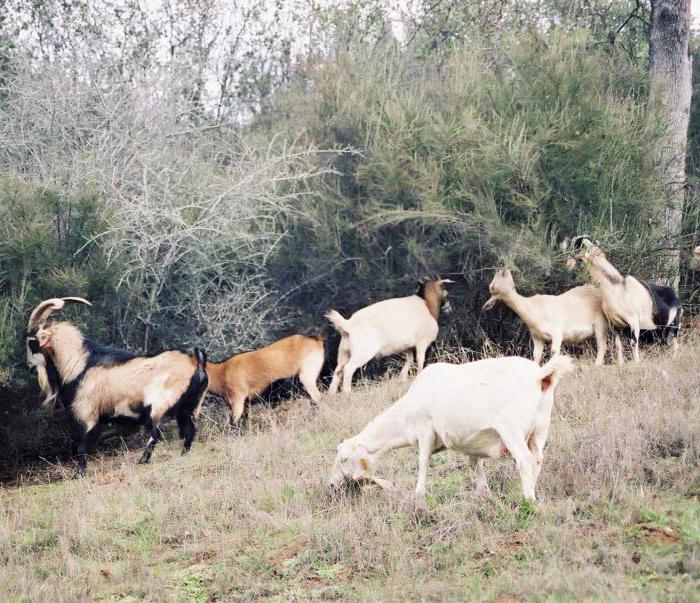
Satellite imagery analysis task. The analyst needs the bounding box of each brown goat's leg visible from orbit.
[228,393,248,434]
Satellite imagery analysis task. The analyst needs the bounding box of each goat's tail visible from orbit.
[538,355,575,393]
[186,348,209,420]
[325,309,351,337]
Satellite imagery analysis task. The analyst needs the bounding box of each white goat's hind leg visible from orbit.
[499,429,537,501]
[398,351,413,381]
[550,333,562,358]
[527,427,549,485]
[614,333,624,364]
[532,337,545,365]
[631,320,641,363]
[470,456,490,494]
[415,430,435,505]
[328,341,350,394]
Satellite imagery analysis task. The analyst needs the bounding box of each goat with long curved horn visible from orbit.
[26,297,92,331]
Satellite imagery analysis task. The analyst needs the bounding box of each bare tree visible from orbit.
[649,0,693,285]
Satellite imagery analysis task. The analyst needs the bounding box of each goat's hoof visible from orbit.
[137,456,151,465]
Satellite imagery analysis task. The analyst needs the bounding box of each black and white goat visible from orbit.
[566,237,682,362]
[26,298,209,475]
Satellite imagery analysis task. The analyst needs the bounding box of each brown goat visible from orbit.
[207,334,324,429]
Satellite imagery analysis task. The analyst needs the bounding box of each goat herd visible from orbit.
[24,237,685,504]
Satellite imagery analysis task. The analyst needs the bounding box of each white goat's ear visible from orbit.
[352,455,369,480]
[356,475,393,489]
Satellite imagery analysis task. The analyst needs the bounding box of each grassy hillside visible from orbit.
[1,347,699,601]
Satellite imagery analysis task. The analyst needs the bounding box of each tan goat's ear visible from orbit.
[565,258,578,271]
[482,296,497,311]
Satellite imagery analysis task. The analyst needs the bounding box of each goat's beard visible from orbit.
[28,350,58,409]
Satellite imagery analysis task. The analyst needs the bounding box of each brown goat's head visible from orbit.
[26,297,91,407]
[417,276,454,316]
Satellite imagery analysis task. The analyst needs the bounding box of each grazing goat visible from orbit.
[566,237,682,362]
[326,277,454,394]
[483,268,609,365]
[207,334,324,430]
[328,355,575,503]
[26,298,209,476]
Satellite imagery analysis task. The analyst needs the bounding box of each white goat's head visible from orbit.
[482,268,515,311]
[327,440,393,491]
[565,236,602,271]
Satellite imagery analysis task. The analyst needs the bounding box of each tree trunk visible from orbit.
[649,0,692,287]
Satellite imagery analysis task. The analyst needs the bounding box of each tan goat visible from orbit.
[207,334,324,429]
[483,268,609,365]
[326,277,453,394]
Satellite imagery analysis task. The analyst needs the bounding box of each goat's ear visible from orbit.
[482,296,498,311]
[565,258,578,271]
[356,475,393,490]
[438,278,455,285]
[352,455,369,480]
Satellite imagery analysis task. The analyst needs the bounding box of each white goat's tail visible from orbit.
[538,355,575,393]
[325,310,351,337]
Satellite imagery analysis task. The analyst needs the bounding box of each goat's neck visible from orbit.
[421,289,441,321]
[354,404,414,459]
[50,325,88,384]
[498,290,540,329]
[586,254,624,289]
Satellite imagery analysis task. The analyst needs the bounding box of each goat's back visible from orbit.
[212,334,323,394]
[346,295,437,348]
[403,356,549,436]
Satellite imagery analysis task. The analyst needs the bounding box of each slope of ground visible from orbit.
[1,348,699,601]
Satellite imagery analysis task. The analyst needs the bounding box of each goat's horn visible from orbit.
[27,297,91,331]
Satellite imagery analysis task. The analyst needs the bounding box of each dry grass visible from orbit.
[1,346,699,601]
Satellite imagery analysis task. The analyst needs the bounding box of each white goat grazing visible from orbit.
[328,355,575,503]
[483,268,609,365]
[326,277,453,394]
[566,237,682,362]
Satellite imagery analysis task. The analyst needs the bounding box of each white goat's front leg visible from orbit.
[398,351,413,381]
[498,428,537,501]
[415,430,435,505]
[470,456,490,494]
[532,337,545,365]
[415,342,428,373]
[593,322,607,366]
